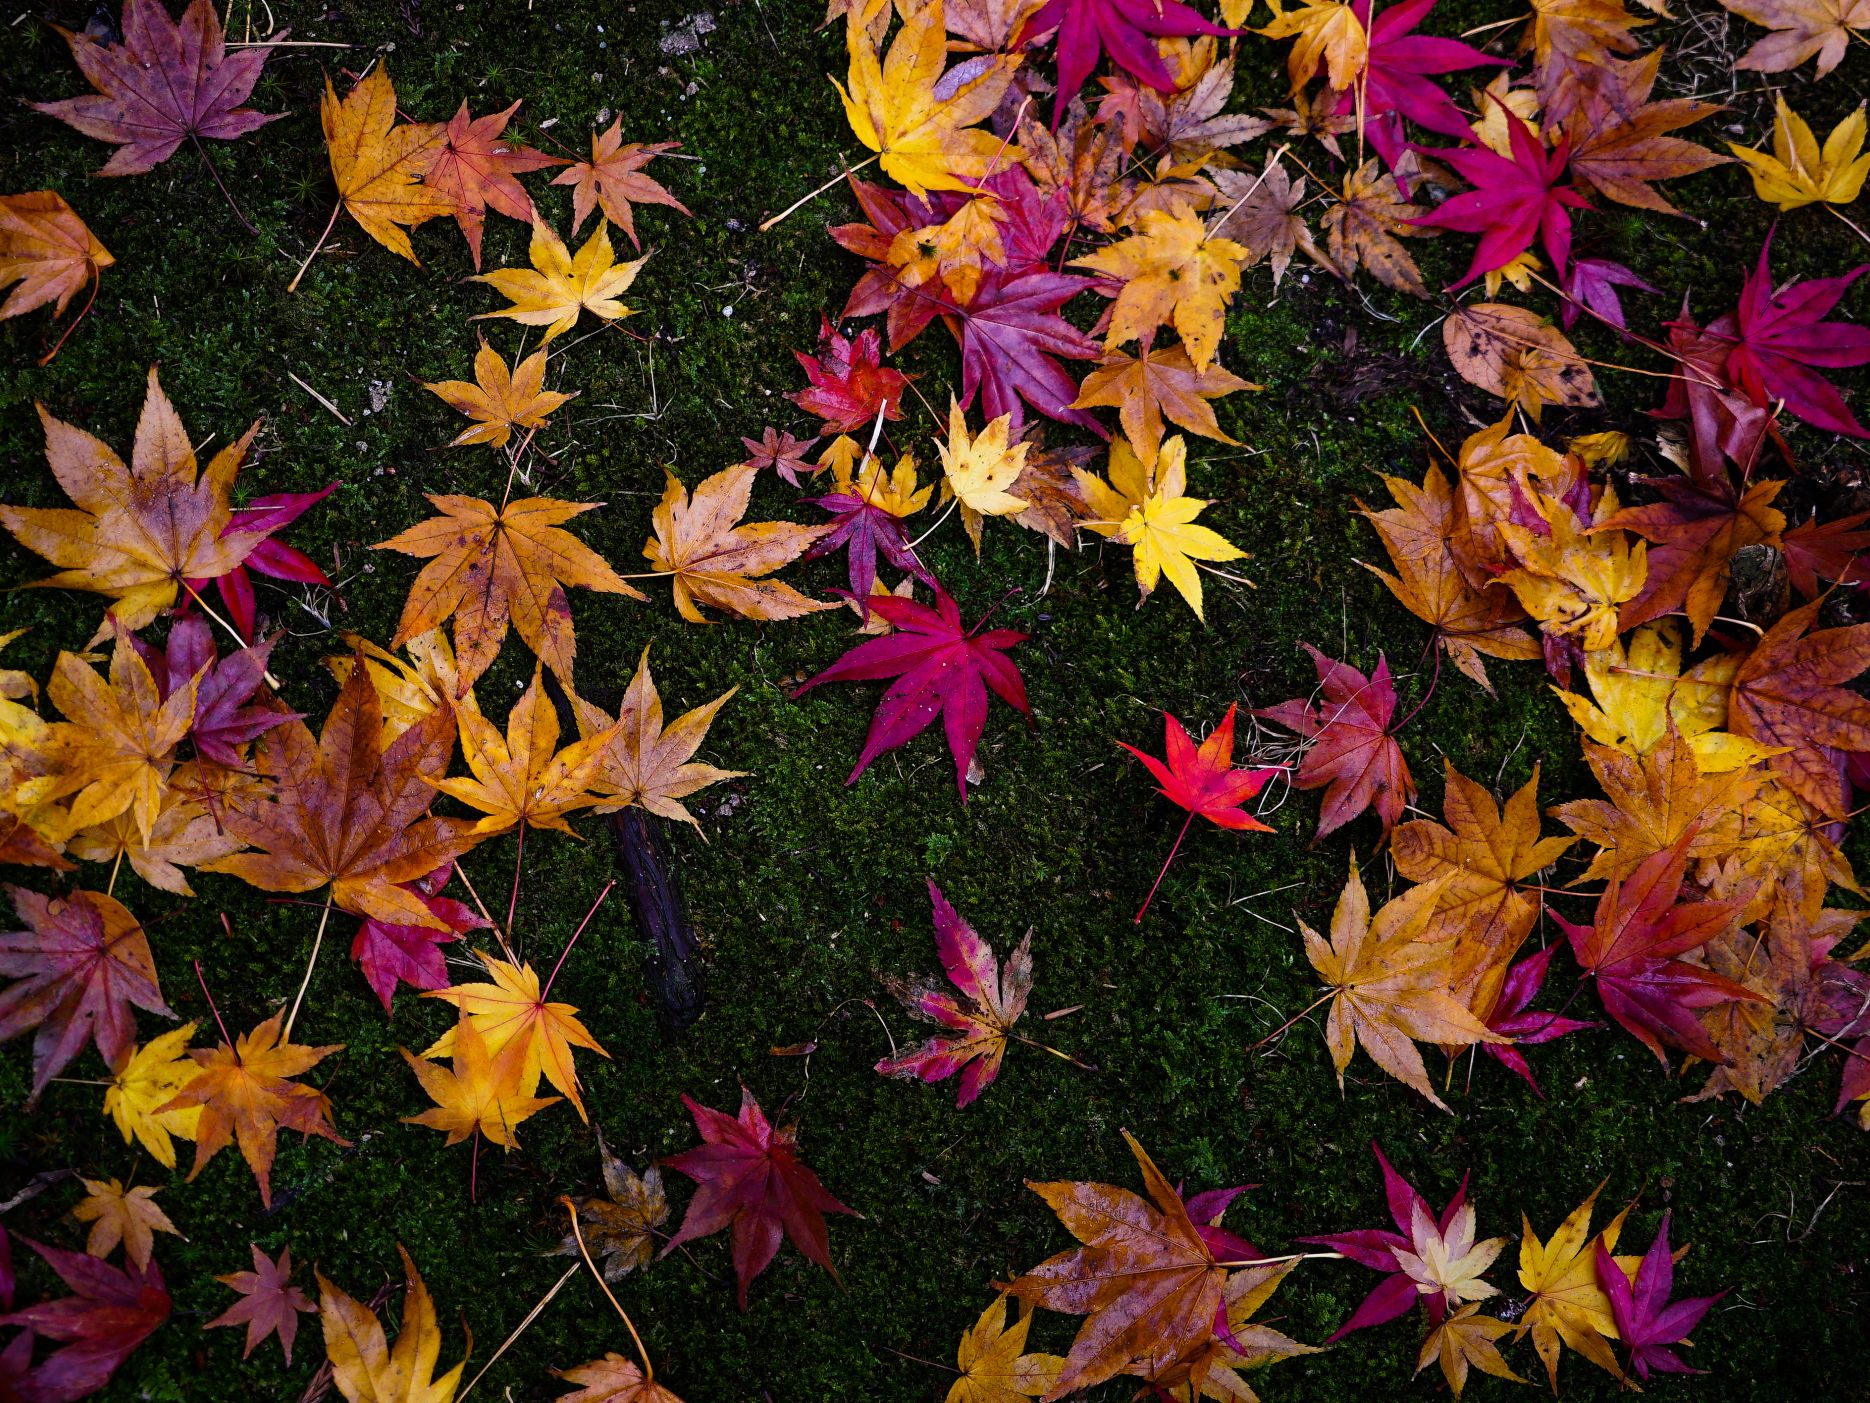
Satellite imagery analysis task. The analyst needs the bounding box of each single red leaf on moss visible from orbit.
[788,317,912,434]
[1120,704,1278,920]
[0,1236,170,1400]
[1554,834,1759,1068]
[1479,944,1596,1096]
[793,586,1030,799]
[1412,119,1590,288]
[1720,231,1870,438]
[1594,1212,1724,1381]
[1255,645,1413,838]
[349,862,489,1013]
[661,1086,855,1310]
[424,100,563,270]
[206,1244,315,1365]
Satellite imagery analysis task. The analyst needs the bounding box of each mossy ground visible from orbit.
[4,1,1870,1399]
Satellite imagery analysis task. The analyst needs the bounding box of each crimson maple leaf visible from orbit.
[349,862,489,1013]
[132,615,297,768]
[1336,0,1506,167]
[0,1236,170,1400]
[1554,835,1760,1067]
[661,1086,855,1310]
[1478,945,1596,1096]
[1594,1212,1725,1380]
[1784,510,1870,598]
[0,886,171,1103]
[424,101,562,270]
[1018,0,1236,124]
[32,0,284,175]
[1414,118,1590,287]
[789,317,912,433]
[1120,704,1279,921]
[945,264,1105,433]
[1721,230,1870,438]
[1256,645,1413,839]
[197,483,338,641]
[794,586,1031,798]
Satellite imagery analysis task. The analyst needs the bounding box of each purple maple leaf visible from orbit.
[134,616,298,769]
[1561,256,1658,332]
[1336,0,1506,168]
[1721,229,1870,438]
[947,265,1104,432]
[1019,0,1237,125]
[0,1237,170,1402]
[1595,1212,1725,1380]
[349,862,488,1013]
[803,482,938,602]
[1481,944,1596,1095]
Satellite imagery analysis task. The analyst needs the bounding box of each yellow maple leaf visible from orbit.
[890,194,1007,304]
[472,219,646,343]
[104,1023,202,1170]
[318,64,450,266]
[1730,96,1870,211]
[1417,1306,1524,1399]
[423,342,577,449]
[1074,435,1245,621]
[1259,0,1369,94]
[1496,483,1645,651]
[834,0,1020,198]
[318,1246,465,1403]
[937,401,1029,555]
[946,1294,1065,1403]
[424,952,609,1119]
[44,635,195,845]
[402,1012,559,1149]
[571,646,743,826]
[432,666,613,838]
[71,1177,179,1270]
[1516,1184,1633,1390]
[643,464,830,623]
[1073,204,1247,373]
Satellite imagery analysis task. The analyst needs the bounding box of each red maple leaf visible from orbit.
[793,586,1031,799]
[1414,117,1590,288]
[739,426,820,487]
[349,863,489,1013]
[0,1235,170,1401]
[1594,1213,1725,1381]
[190,483,338,641]
[1120,704,1278,921]
[1721,231,1870,438]
[788,317,912,434]
[133,615,298,769]
[205,1244,316,1364]
[1255,645,1414,839]
[945,263,1105,432]
[0,886,171,1103]
[32,0,284,175]
[1554,834,1760,1067]
[661,1086,855,1310]
[1783,510,1870,598]
[424,101,562,270]
[830,177,949,350]
[1018,0,1236,124]
[1335,0,1507,167]
[1478,945,1596,1096]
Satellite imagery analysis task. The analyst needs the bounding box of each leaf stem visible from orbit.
[36,265,102,366]
[506,821,526,950]
[191,133,258,236]
[194,958,233,1048]
[1135,809,1197,923]
[759,153,878,232]
[542,879,616,999]
[282,891,333,1043]
[288,202,342,294]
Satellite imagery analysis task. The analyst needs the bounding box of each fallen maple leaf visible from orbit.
[1480,945,1596,1094]
[350,862,489,1013]
[1075,434,1246,620]
[33,0,284,174]
[161,1010,346,1208]
[1257,644,1414,839]
[425,101,562,269]
[473,218,647,343]
[571,646,743,826]
[1603,472,1785,644]
[375,493,643,690]
[316,64,449,268]
[1416,118,1588,287]
[1212,159,1322,287]
[435,666,612,838]
[740,426,820,487]
[0,191,113,354]
[1259,0,1369,92]
[207,1244,316,1365]
[1017,102,1132,234]
[1323,159,1434,297]
[0,1236,170,1400]
[794,584,1030,797]
[643,464,830,623]
[1594,1212,1723,1380]
[1731,95,1870,209]
[1337,0,1507,165]
[555,122,689,244]
[1729,595,1870,819]
[103,1022,201,1168]
[1072,343,1254,467]
[132,613,294,770]
[424,342,576,449]
[2,367,266,634]
[1418,1305,1524,1398]
[1074,204,1247,373]
[70,1177,178,1270]
[805,451,938,601]
[553,1354,687,1402]
[945,1294,1065,1403]
[1516,1183,1631,1389]
[1557,52,1728,214]
[661,1085,856,1310]
[1722,0,1870,77]
[0,885,170,1102]
[1444,303,1601,419]
[1720,230,1870,437]
[317,1246,465,1403]
[403,1010,560,1150]
[207,482,340,642]
[877,879,1036,1106]
[423,951,609,1119]
[937,402,1030,553]
[560,1135,669,1281]
[1496,482,1642,650]
[1561,255,1658,331]
[790,318,912,433]
[945,261,1105,432]
[1025,0,1236,122]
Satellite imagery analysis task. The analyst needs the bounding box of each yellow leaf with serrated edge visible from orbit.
[318,1246,466,1403]
[1730,96,1870,210]
[472,219,645,343]
[1074,436,1244,621]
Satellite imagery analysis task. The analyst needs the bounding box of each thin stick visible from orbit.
[506,822,527,949]
[287,371,352,425]
[194,959,233,1048]
[179,580,278,682]
[282,891,333,1043]
[561,1198,656,1383]
[759,153,878,232]
[191,133,258,235]
[904,495,959,551]
[1135,810,1196,923]
[542,880,617,999]
[1829,204,1870,249]
[457,1264,580,1399]
[107,847,124,898]
[452,862,517,963]
[1216,1251,1346,1268]
[288,202,343,294]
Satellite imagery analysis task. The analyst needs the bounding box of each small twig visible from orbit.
[288,202,344,294]
[457,1263,579,1399]
[282,891,334,1043]
[561,1198,657,1383]
[288,371,352,426]
[759,153,879,232]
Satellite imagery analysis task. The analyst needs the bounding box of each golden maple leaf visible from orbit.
[1073,204,1247,373]
[1300,855,1501,1111]
[834,0,1020,198]
[402,1011,559,1149]
[1323,160,1433,298]
[433,666,613,838]
[643,463,830,623]
[67,775,245,896]
[472,219,646,343]
[937,401,1029,554]
[1074,435,1245,621]
[317,1246,466,1403]
[318,64,450,266]
[1496,483,1645,651]
[1073,343,1255,469]
[945,1294,1065,1403]
[70,1176,179,1269]
[1417,1306,1524,1398]
[375,494,643,691]
[423,342,576,449]
[103,1023,202,1170]
[1516,1184,1633,1390]
[1,368,266,635]
[1731,96,1870,210]
[0,190,113,341]
[423,952,608,1119]
[571,646,744,826]
[1259,0,1369,92]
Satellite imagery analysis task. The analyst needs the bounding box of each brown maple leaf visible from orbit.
[1444,304,1600,420]
[1323,160,1433,298]
[1729,597,1870,818]
[424,341,577,450]
[202,659,477,930]
[1,368,266,634]
[1072,343,1257,467]
[558,1133,669,1282]
[374,494,644,691]
[1018,103,1133,234]
[1213,158,1324,287]
[1008,437,1098,549]
[159,1010,346,1208]
[570,646,743,826]
[1722,0,1870,78]
[423,100,563,270]
[1557,52,1729,213]
[1603,473,1785,644]
[553,122,690,245]
[642,464,830,623]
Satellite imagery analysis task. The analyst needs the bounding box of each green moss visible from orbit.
[3,2,1869,1400]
